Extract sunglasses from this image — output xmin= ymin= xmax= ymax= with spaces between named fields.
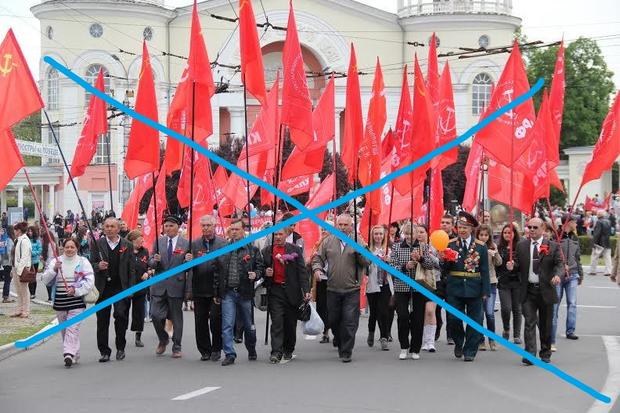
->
xmin=527 ymin=225 xmax=539 ymax=230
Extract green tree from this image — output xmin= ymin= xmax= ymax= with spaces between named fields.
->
xmin=12 ymin=112 xmax=42 ymax=166
xmin=525 ymin=37 xmax=615 ymax=149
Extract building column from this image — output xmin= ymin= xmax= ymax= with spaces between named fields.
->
xmin=334 ymin=108 xmax=342 ymax=153
xmin=229 ymin=107 xmax=245 ymax=140
xmin=48 ymin=184 xmax=55 ymax=219
xmin=17 ymin=185 xmax=24 ymax=208
xmin=0 ymin=189 xmax=6 ymax=211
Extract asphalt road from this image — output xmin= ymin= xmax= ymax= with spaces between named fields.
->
xmin=1 ymin=273 xmax=619 ymax=413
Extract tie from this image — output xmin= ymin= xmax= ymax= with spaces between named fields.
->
xmin=532 ymin=241 xmax=540 ymax=274
xmin=461 ymin=238 xmax=467 ymax=251
xmin=167 ymin=238 xmax=173 ymax=262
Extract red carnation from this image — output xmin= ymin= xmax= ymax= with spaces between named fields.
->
xmin=243 ymin=254 xmax=251 ymax=262
xmin=443 ymin=248 xmax=458 ymax=262
xmin=173 ymin=248 xmax=184 ymax=255
xmin=539 ymin=244 xmax=549 ymax=256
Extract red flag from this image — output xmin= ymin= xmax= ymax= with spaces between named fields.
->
xmin=239 ymin=0 xmax=266 ymax=105
xmin=188 ymin=0 xmax=215 ymax=99
xmin=488 ymin=157 xmax=533 ymax=214
xmin=341 ymin=44 xmax=364 ymax=183
xmin=548 ymin=41 xmax=565 ymax=167
xmin=462 ymin=140 xmax=483 ymax=213
xmin=142 ymin=165 xmax=167 ymax=252
xmin=429 ymin=168 xmax=444 ymax=232
xmin=222 ymin=152 xmax=267 ymax=210
xmin=281 ymin=1 xmax=313 ymax=150
xmin=426 ymin=33 xmax=440 ymax=108
xmin=431 ymin=62 xmax=458 ymax=170
xmin=212 ymin=166 xmax=234 ymax=217
xmin=394 ymin=56 xmax=435 ymax=195
xmin=121 ymin=173 xmax=154 ymax=230
xmin=475 ymin=42 xmax=536 ymax=166
xmin=69 ymin=69 xmax=108 ymax=180
xmin=390 ymin=66 xmax=413 ymax=194
xmin=549 ymin=169 xmax=564 ymax=192
xmin=580 ymin=91 xmax=620 ymax=188
xmin=297 ymin=174 xmax=335 ymax=261
xmin=0 ymin=29 xmax=44 ymax=131
xmin=376 ymin=156 xmax=420 ymax=225
xmin=125 ymin=42 xmax=160 ymax=179
xmin=277 ymin=174 xmax=312 ymax=196
xmin=188 ymin=154 xmax=216 ymax=238
xmin=381 ymin=128 xmax=395 ymax=160
xmin=0 ymin=129 xmax=24 ymax=191
xmin=359 ymin=58 xmax=386 ymax=199
xmin=281 ymin=76 xmax=335 ymax=180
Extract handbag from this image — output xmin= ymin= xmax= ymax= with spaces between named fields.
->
xmin=414 ymin=262 xmax=436 ymax=291
xmin=17 ymin=239 xmax=36 ymax=283
xmin=84 ymin=285 xmax=99 ymax=304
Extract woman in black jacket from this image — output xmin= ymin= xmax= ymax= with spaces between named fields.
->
xmin=496 ymin=224 xmax=522 ymax=344
xmin=127 ymin=230 xmax=151 ymax=348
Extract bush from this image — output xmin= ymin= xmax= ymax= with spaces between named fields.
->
xmin=578 ymin=235 xmax=617 ymax=255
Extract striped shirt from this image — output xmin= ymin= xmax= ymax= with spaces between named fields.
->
xmin=50 ymin=256 xmax=92 ymax=311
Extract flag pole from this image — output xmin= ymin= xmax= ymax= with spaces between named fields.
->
xmin=106 ymin=127 xmax=114 ymax=216
xmin=426 ymin=170 xmax=432 ymax=227
xmin=43 ymin=110 xmax=101 ymax=260
xmin=206 ymin=164 xmax=226 ymax=232
xmin=242 ymin=75 xmax=252 ymax=230
xmin=353 ymin=158 xmax=360 ymax=282
xmin=385 ymin=185 xmax=395 ymax=257
xmin=151 ymin=171 xmax=160 ymax=255
xmin=189 ymin=80 xmax=196 ymax=245
xmin=508 ymin=115 xmax=515 ymax=262
xmin=332 ymin=137 xmax=338 ymax=217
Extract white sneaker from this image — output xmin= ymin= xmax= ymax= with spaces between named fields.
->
xmin=399 ymin=350 xmax=407 ymax=360
xmin=411 ymin=352 xmax=420 ymax=360
xmin=551 ymin=344 xmax=557 ymax=352
xmin=421 ymin=343 xmax=429 ymax=352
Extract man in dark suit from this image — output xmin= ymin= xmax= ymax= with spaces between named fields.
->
xmin=214 ymin=218 xmax=264 ymax=366
xmin=149 ymin=215 xmax=192 ymax=358
xmin=510 ymin=217 xmax=562 ymax=364
xmin=91 ymin=217 xmax=135 ymax=362
xmin=262 ymin=226 xmax=310 ymax=364
xmin=441 ymin=211 xmax=490 ymax=362
xmin=187 ymin=215 xmax=227 ymax=361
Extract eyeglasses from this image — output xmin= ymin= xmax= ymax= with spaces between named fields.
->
xmin=527 ymin=225 xmax=539 ymax=230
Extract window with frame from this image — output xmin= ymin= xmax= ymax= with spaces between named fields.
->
xmin=47 ymin=68 xmax=59 ymax=110
xmin=46 ymin=125 xmax=60 ymax=164
xmin=84 ymin=64 xmax=110 ymax=107
xmin=94 ymin=131 xmax=111 ymax=164
xmin=472 ymin=72 xmax=493 ymax=116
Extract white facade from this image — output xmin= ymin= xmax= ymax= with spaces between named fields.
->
xmin=24 ymin=0 xmax=521 ymax=215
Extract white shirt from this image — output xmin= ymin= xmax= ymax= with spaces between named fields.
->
xmin=528 ymin=236 xmax=544 ymax=283
xmin=105 ymin=236 xmax=120 ymax=250
xmin=460 ymin=235 xmax=473 ymax=251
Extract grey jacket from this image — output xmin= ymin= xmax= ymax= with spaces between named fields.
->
xmin=311 ymin=234 xmax=371 ymax=293
xmin=560 ymin=234 xmax=584 ymax=282
xmin=149 ymin=236 xmax=191 ymax=298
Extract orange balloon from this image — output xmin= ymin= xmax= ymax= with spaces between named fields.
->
xmin=430 ymin=230 xmax=450 ymax=252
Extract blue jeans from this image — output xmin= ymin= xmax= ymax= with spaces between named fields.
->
xmin=221 ymin=289 xmax=256 ymax=359
xmin=551 ymin=273 xmax=579 ymax=344
xmin=482 ymin=284 xmax=497 ymax=342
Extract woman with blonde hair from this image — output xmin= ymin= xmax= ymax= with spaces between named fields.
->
xmin=365 ymin=225 xmax=393 ymax=351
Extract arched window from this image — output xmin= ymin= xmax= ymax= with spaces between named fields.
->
xmin=84 ymin=64 xmax=110 ymax=107
xmin=472 ymin=72 xmax=493 ymax=115
xmin=47 ymin=68 xmax=59 ymax=110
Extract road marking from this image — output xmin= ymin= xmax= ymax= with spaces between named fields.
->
xmin=577 ymin=305 xmax=617 ymax=309
xmin=587 ymin=336 xmax=620 ymax=413
xmin=587 ymin=286 xmax=619 ymax=290
xmin=172 ymin=386 xmax=221 ymax=401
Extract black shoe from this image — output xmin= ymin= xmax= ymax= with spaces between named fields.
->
xmin=283 ymin=352 xmax=293 ymax=361
xmin=341 ymin=355 xmax=352 ymax=363
xmin=269 ymin=355 xmax=281 ymax=364
xmin=135 ymin=339 xmax=144 ymax=348
xmin=99 ymin=353 xmax=111 ymax=363
xmin=221 ymin=357 xmax=235 ymax=366
xmin=566 ymin=333 xmax=579 ymax=340
xmin=522 ymin=358 xmax=533 ymax=366
xmin=514 ymin=337 xmax=522 ymax=345
xmin=447 ymin=338 xmax=455 ymax=345
xmin=248 ymin=350 xmax=257 ymax=361
xmin=64 ymin=354 xmax=73 ymax=368
xmin=210 ymin=352 xmax=221 ymax=362
xmin=454 ymin=347 xmax=463 ymax=359
xmin=463 ymin=356 xmax=474 ymax=362
xmin=201 ymin=353 xmax=211 ymax=361
xmin=387 ymin=336 xmax=393 ymax=343
xmin=541 ymin=357 xmax=551 ymax=363
xmin=319 ymin=335 xmax=330 ymax=344
xmin=234 ymin=337 xmax=243 ymax=344
xmin=116 ymin=350 xmax=125 ymax=361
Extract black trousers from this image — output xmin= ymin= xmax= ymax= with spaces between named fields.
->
xmin=499 ymin=285 xmax=522 ymax=338
xmin=268 ymin=285 xmax=298 ymax=356
xmin=194 ymin=296 xmax=222 ymax=356
xmin=151 ymin=293 xmax=184 ymax=352
xmin=96 ymin=286 xmax=130 ymax=355
xmin=522 ymin=285 xmax=553 ymax=359
xmin=435 ymin=305 xmax=444 ymax=341
xmin=446 ymin=295 xmax=483 ymax=358
xmin=28 ymin=263 xmax=39 ymax=296
xmin=316 ymin=279 xmax=329 ymax=333
xmin=394 ymin=291 xmax=413 ymax=350
xmin=366 ymin=285 xmax=391 ymax=339
xmin=410 ymin=292 xmax=428 ymax=353
xmin=130 ymin=293 xmax=146 ymax=333
xmin=327 ymin=290 xmax=360 ymax=358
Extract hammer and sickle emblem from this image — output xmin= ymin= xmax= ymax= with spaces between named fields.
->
xmin=0 ymin=54 xmax=17 ymax=77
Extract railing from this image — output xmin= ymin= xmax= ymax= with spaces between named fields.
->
xmin=399 ymin=1 xmax=512 ymax=17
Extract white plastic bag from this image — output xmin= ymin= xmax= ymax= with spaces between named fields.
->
xmin=302 ymin=302 xmax=324 ymax=336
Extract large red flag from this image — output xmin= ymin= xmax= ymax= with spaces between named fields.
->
xmin=426 ymin=33 xmax=440 ymax=109
xmin=142 ymin=165 xmax=167 ymax=252
xmin=359 ymin=58 xmax=386 ymax=198
xmin=0 ymin=29 xmax=44 ymax=131
xmin=377 ymin=156 xmax=420 ymax=225
xmin=281 ymin=1 xmax=313 ymax=150
xmin=394 ymin=56 xmax=434 ymax=195
xmin=580 ymin=91 xmax=620 ymax=187
xmin=462 ymin=140 xmax=483 ymax=213
xmin=548 ymin=41 xmax=565 ymax=167
xmin=390 ymin=66 xmax=413 ymax=194
xmin=125 ymin=41 xmax=160 ymax=179
xmin=297 ymin=174 xmax=335 ymax=261
xmin=381 ymin=128 xmax=395 ymax=160
xmin=222 ymin=152 xmax=267 ymax=210
xmin=239 ymin=0 xmax=266 ymax=105
xmin=431 ymin=62 xmax=458 ymax=170
xmin=189 ymin=154 xmax=216 ymax=238
xmin=69 ymin=69 xmax=108 ymax=180
xmin=488 ymin=157 xmax=533 ymax=214
xmin=0 ymin=129 xmax=24 ymax=191
xmin=341 ymin=44 xmax=364 ymax=183
xmin=281 ymin=76 xmax=335 ymax=180
xmin=278 ymin=174 xmax=312 ymax=196
xmin=475 ymin=41 xmax=536 ymax=167
xmin=121 ymin=173 xmax=154 ymax=229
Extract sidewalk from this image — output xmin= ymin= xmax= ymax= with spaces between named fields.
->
xmin=0 ymin=298 xmax=56 ymax=347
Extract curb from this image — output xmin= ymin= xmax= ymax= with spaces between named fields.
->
xmin=0 ymin=317 xmax=58 ymax=362
xmin=9 ymin=291 xmax=53 ymax=307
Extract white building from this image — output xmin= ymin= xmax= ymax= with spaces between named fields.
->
xmin=3 ymin=0 xmax=523 ymax=217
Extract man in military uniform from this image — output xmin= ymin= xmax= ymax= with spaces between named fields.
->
xmin=441 ymin=211 xmax=490 ymax=362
